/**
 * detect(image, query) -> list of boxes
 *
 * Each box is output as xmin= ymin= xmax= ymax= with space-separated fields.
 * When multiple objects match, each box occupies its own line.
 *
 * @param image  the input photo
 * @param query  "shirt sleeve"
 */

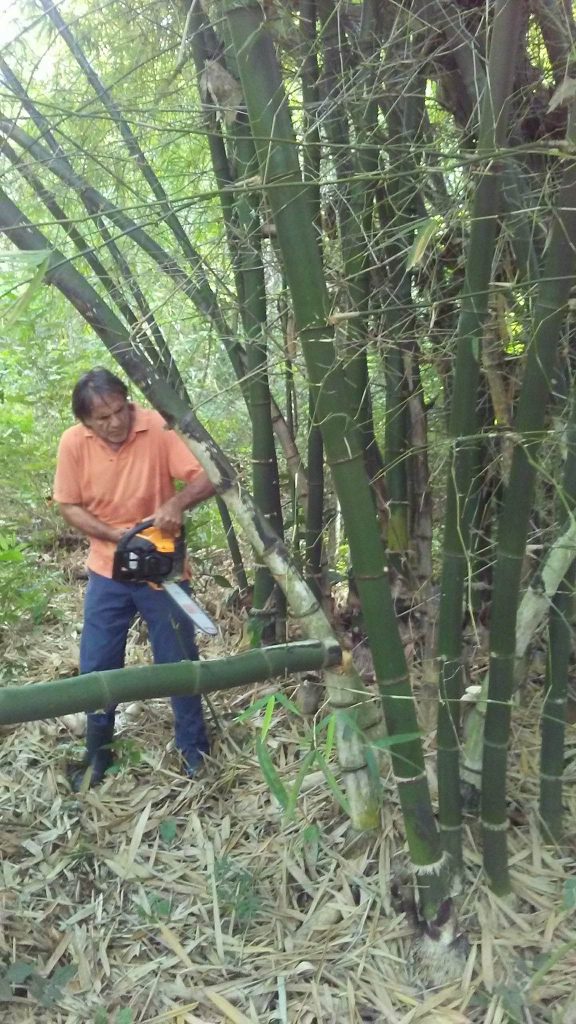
xmin=53 ymin=430 xmax=83 ymax=504
xmin=165 ymin=428 xmax=205 ymax=484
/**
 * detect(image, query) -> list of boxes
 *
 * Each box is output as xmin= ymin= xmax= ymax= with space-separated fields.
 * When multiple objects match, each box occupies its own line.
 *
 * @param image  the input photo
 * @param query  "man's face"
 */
xmin=83 ymin=392 xmax=132 ymax=445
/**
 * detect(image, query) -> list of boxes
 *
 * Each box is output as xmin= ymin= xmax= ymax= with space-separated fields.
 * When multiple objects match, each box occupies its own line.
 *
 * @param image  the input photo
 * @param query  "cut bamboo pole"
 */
xmin=0 ymin=642 xmax=342 ymax=726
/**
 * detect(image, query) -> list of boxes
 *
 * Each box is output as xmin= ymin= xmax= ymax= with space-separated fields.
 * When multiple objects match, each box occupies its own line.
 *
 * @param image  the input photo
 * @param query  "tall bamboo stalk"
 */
xmin=317 ymin=0 xmax=383 ymax=482
xmin=185 ymin=10 xmax=309 ymax=511
xmin=224 ymin=1 xmax=449 ymax=920
xmin=378 ymin=81 xmax=426 ymax=567
xmin=300 ymin=0 xmax=325 ymax=595
xmin=434 ymin=0 xmax=525 ymax=872
xmin=481 ymin=104 xmax=576 ymax=893
xmin=232 ymin=120 xmax=284 ymax=614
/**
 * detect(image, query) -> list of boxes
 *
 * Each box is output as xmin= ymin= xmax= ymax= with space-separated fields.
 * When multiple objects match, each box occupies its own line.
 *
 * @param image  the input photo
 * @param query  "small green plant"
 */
xmin=94 ymin=1008 xmax=134 ymax=1024
xmin=0 ymin=960 xmax=76 ymax=1008
xmin=159 ymin=818 xmax=178 ymax=845
xmin=133 ymin=891 xmax=172 ymax=922
xmin=238 ymin=692 xmax=421 ymax=822
xmin=214 ymin=855 xmax=260 ymax=925
xmin=107 ymin=737 xmax=143 ymax=773
xmin=0 ymin=531 xmax=52 ymax=629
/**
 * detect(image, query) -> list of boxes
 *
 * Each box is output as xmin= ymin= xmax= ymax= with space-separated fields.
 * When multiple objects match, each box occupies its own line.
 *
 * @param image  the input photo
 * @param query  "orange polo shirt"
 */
xmin=53 ymin=404 xmax=204 ymax=578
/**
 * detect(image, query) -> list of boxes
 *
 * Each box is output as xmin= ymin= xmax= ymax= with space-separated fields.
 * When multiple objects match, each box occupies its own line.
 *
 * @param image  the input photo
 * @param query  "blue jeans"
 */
xmin=80 ymin=572 xmax=208 ymax=767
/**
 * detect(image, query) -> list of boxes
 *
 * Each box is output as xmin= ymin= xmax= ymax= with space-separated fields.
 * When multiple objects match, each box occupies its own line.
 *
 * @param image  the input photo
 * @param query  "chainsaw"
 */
xmin=112 ymin=518 xmax=218 ymax=635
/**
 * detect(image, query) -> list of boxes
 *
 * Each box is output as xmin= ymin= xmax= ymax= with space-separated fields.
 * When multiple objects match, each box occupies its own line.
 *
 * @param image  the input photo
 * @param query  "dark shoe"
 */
xmin=67 ymin=716 xmax=115 ymax=791
xmin=181 ymin=747 xmax=208 ymax=778
xmin=170 ymin=695 xmax=209 ymax=777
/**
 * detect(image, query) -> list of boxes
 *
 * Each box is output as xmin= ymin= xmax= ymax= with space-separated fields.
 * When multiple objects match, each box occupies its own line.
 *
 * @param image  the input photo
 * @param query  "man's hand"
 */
xmin=153 ymin=496 xmax=184 ymax=535
xmin=153 ymin=473 xmax=215 ymax=534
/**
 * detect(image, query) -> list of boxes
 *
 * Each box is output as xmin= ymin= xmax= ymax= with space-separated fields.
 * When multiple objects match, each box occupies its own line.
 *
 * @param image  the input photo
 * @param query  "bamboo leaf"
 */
xmin=363 ymin=741 xmax=381 ymax=787
xmin=275 ymin=692 xmax=302 ymax=717
xmin=234 ymin=694 xmax=276 ymax=722
xmin=284 ymin=748 xmax=317 ymax=820
xmin=256 ymin=738 xmax=289 ymax=809
xmin=548 ymin=77 xmax=576 ymax=112
xmin=0 ymin=249 xmax=51 ymax=269
xmin=406 ymin=217 xmax=442 ymax=270
xmin=261 ymin=694 xmax=276 ymax=740
xmin=315 ymin=752 xmax=351 ymax=816
xmin=563 ymin=878 xmax=576 ymax=910
xmin=368 ymin=732 xmax=421 ymax=749
xmin=212 ymin=574 xmax=233 ymax=588
xmin=159 ymin=818 xmax=178 ymax=845
xmin=115 ymin=1010 xmax=134 ymax=1024
xmin=5 ymin=962 xmax=34 ymax=983
xmin=3 ymin=254 xmax=50 ymax=329
xmin=324 ymin=714 xmax=336 ymax=759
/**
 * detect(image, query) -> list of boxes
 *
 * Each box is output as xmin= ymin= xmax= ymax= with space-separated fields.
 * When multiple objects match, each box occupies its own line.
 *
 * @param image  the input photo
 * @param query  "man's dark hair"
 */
xmin=72 ymin=367 xmax=129 ymax=421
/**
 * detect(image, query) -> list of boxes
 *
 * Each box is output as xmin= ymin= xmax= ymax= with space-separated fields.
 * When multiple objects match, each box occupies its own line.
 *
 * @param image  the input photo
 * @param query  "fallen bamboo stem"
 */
xmin=0 ymin=640 xmax=342 ymax=726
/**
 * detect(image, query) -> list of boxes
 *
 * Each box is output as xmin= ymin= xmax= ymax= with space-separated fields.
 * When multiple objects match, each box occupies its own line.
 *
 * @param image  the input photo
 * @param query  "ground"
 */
xmin=1 ymin=548 xmax=576 ymax=1023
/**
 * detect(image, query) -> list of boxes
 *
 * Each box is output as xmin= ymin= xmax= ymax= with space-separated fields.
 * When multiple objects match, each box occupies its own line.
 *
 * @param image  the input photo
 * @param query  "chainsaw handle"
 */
xmin=118 ymin=518 xmax=156 ymax=544
xmin=118 ymin=518 xmax=183 ymax=545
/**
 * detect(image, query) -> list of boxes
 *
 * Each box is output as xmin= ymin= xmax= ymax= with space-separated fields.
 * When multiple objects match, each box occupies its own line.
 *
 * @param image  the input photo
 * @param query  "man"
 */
xmin=54 ymin=367 xmax=215 ymax=788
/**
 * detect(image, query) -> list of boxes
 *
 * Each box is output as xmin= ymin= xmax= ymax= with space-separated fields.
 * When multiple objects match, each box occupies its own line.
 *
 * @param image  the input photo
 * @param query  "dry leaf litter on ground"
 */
xmin=1 ymin=546 xmax=576 ymax=1023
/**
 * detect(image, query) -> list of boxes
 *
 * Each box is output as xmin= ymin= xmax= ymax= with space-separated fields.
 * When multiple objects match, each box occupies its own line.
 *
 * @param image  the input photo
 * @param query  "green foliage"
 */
xmin=159 ymin=817 xmax=178 ymax=845
xmin=133 ymin=891 xmax=172 ymax=923
xmin=94 ymin=1009 xmax=134 ymax=1024
xmin=2 ymin=250 xmax=51 ymax=331
xmin=214 ymin=855 xmax=260 ymax=924
xmin=0 ymin=960 xmax=76 ymax=1008
xmin=564 ymin=878 xmax=576 ymax=910
xmin=107 ymin=737 xmax=143 ymax=773
xmin=0 ymin=531 xmax=54 ymax=630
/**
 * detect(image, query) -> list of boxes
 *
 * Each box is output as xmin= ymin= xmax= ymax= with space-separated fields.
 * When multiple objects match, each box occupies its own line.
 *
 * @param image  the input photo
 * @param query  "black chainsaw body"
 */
xmin=112 ymin=518 xmax=185 ymax=583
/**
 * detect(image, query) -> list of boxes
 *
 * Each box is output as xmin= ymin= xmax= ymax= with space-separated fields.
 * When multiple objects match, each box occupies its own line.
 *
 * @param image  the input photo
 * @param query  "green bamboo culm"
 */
xmin=232 ymin=119 xmax=284 ymax=614
xmin=539 ymin=394 xmax=576 ymax=842
xmin=378 ymin=84 xmax=425 ymax=564
xmin=0 ymin=641 xmax=342 ymax=726
xmin=482 ymin=103 xmax=576 ymax=893
xmin=317 ymin=0 xmax=381 ymax=471
xmin=306 ymin=389 xmax=325 ymax=594
xmin=434 ymin=0 xmax=525 ymax=872
xmin=300 ymin=0 xmax=325 ymax=595
xmin=224 ymin=0 xmax=448 ymax=918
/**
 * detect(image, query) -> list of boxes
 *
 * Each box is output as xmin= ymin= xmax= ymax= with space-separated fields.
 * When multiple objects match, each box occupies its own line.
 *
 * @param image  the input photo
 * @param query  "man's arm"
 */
xmin=153 ymin=472 xmax=216 ymax=534
xmin=58 ymin=503 xmax=124 ymax=544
